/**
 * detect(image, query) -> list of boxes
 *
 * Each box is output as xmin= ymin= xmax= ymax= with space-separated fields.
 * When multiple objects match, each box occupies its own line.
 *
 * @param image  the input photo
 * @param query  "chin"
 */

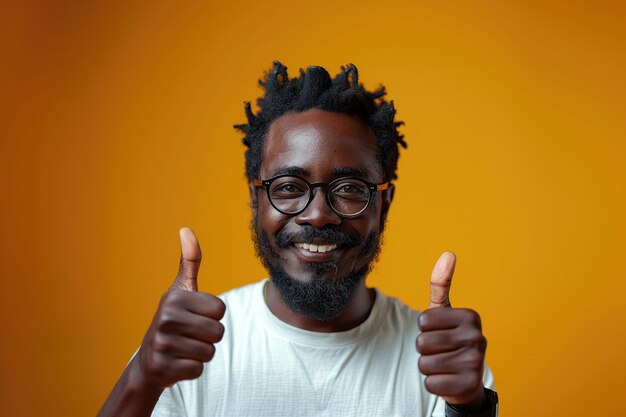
xmin=285 ymin=261 xmax=340 ymax=282
xmin=268 ymin=262 xmax=367 ymax=321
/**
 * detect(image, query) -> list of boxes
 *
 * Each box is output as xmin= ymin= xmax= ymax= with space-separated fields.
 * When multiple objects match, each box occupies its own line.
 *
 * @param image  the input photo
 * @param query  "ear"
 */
xmin=379 ymin=183 xmax=395 ymax=229
xmin=248 ymin=180 xmax=259 ymax=215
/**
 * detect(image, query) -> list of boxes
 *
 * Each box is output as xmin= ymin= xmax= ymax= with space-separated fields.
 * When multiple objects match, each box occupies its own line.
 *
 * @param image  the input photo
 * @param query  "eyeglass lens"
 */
xmin=268 ymin=176 xmax=371 ymax=216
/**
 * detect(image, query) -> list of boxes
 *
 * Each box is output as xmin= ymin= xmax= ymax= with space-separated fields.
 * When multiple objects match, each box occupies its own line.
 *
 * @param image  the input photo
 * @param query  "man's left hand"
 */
xmin=416 ymin=252 xmax=487 ymax=409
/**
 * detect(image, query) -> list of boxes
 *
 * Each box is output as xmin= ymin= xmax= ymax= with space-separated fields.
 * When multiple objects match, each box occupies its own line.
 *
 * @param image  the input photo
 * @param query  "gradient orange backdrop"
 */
xmin=1 ymin=1 xmax=625 ymax=416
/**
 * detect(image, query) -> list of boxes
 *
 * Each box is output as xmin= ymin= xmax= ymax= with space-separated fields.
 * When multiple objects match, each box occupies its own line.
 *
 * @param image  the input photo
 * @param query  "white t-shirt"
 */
xmin=152 ymin=279 xmax=495 ymax=417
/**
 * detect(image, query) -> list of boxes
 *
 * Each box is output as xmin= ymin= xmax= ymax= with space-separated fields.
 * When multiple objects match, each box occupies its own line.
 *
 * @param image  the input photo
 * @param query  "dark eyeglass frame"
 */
xmin=253 ymin=174 xmax=389 ymax=218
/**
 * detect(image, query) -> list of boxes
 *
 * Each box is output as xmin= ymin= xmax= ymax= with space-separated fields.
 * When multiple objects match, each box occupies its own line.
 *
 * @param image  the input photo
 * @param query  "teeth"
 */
xmin=294 ymin=243 xmax=338 ymax=253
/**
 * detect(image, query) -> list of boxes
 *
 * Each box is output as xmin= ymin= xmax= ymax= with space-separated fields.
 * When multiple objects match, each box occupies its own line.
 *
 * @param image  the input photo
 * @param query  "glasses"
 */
xmin=254 ymin=174 xmax=389 ymax=218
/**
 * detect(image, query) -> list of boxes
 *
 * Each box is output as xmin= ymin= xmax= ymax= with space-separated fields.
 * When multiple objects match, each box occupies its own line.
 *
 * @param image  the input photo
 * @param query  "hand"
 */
xmin=416 ymin=252 xmax=487 ymax=409
xmin=136 ymin=227 xmax=226 ymax=390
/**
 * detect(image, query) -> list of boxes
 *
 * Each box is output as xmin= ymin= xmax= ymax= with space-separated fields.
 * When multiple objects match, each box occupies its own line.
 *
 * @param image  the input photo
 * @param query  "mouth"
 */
xmin=290 ymin=240 xmax=343 ymax=263
xmin=293 ymin=242 xmax=338 ymax=253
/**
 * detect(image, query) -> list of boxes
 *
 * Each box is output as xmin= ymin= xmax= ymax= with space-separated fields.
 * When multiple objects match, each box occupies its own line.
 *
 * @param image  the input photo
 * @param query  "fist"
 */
xmin=136 ymin=227 xmax=226 ymax=389
xmin=416 ymin=252 xmax=487 ymax=407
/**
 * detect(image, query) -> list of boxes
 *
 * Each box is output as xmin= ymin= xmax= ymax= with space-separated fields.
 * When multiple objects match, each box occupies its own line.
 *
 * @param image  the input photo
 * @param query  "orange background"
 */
xmin=1 ymin=1 xmax=625 ymax=416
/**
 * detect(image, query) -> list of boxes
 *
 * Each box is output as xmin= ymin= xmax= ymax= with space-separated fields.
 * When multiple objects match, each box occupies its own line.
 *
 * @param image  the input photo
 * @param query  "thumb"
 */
xmin=428 ymin=252 xmax=455 ymax=309
xmin=172 ymin=227 xmax=202 ymax=292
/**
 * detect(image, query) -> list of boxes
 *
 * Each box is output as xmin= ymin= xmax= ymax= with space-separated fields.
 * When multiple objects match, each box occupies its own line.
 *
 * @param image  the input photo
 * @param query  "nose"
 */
xmin=294 ymin=187 xmax=341 ymax=228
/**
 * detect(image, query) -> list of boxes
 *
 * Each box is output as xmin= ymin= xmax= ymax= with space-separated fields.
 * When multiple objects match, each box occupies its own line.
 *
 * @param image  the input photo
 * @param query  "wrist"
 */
xmin=126 ymin=355 xmax=166 ymax=398
xmin=449 ymin=387 xmax=486 ymax=411
xmin=445 ymin=388 xmax=498 ymax=417
xmin=96 ymin=356 xmax=165 ymax=417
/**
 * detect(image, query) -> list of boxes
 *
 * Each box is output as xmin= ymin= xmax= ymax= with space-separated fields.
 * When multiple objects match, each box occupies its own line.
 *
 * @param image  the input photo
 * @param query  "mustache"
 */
xmin=274 ymin=226 xmax=365 ymax=249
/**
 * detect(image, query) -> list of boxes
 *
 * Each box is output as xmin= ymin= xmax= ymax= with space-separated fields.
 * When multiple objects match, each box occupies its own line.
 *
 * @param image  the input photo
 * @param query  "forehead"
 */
xmin=261 ymin=109 xmax=382 ymax=181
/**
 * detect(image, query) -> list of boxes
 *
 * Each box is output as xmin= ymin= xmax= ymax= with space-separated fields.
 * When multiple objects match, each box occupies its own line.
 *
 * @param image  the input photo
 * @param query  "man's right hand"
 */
xmin=98 ymin=227 xmax=226 ymax=417
xmin=136 ymin=227 xmax=226 ymax=389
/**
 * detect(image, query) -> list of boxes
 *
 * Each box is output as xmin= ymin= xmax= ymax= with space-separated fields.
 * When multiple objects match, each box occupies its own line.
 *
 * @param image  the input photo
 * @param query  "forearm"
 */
xmin=97 ymin=356 xmax=164 ymax=417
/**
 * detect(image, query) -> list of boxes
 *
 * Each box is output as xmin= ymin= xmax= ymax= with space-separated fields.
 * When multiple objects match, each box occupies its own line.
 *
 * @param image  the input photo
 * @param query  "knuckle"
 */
xmin=207 ymin=296 xmax=227 ymax=318
xmin=153 ymin=335 xmax=174 ymax=354
xmin=466 ymin=329 xmax=483 ymax=345
xmin=465 ymin=349 xmax=484 ymax=370
xmin=463 ymin=309 xmax=482 ymax=328
xmin=472 ymin=333 xmax=487 ymax=352
xmin=157 ymin=312 xmax=178 ymax=332
xmin=145 ymin=355 xmax=167 ymax=379
xmin=165 ymin=289 xmax=187 ymax=306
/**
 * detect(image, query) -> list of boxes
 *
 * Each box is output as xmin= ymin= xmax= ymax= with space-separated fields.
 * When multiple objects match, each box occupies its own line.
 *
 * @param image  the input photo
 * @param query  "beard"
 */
xmin=251 ymin=216 xmax=384 ymax=321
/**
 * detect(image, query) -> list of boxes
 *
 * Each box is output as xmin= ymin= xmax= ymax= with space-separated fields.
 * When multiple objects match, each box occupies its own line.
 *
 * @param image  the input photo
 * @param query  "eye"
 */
xmin=275 ymin=183 xmax=301 ymax=193
xmin=332 ymin=181 xmax=369 ymax=200
xmin=337 ymin=184 xmax=359 ymax=193
xmin=270 ymin=179 xmax=308 ymax=199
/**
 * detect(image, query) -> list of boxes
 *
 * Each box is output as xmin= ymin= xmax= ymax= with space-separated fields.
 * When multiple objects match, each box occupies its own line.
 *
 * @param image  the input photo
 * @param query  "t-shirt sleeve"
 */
xmin=430 ymin=362 xmax=496 ymax=417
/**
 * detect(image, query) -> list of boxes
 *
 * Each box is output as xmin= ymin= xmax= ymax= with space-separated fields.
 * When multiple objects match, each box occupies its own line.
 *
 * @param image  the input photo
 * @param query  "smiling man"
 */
xmin=99 ymin=62 xmax=498 ymax=417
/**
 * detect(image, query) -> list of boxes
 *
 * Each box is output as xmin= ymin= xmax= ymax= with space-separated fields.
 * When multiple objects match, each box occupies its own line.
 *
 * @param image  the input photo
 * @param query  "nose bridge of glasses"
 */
xmin=306 ymin=182 xmax=333 ymax=211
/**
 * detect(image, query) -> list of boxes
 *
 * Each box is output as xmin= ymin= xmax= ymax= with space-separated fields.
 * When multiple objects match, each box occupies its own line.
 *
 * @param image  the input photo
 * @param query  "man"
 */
xmin=99 ymin=62 xmax=498 ymax=417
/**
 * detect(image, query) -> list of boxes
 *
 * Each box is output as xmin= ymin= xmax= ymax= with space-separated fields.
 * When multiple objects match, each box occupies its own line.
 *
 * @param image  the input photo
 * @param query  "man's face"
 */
xmin=251 ymin=109 xmax=392 ymax=320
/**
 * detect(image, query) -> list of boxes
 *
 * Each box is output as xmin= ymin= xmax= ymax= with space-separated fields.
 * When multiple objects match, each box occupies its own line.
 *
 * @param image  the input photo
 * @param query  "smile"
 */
xmin=294 ymin=242 xmax=338 ymax=253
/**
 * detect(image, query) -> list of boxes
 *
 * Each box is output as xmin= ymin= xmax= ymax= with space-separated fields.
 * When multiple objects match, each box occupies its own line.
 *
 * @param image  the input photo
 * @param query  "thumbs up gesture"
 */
xmin=416 ymin=252 xmax=487 ymax=410
xmin=135 ymin=227 xmax=226 ymax=389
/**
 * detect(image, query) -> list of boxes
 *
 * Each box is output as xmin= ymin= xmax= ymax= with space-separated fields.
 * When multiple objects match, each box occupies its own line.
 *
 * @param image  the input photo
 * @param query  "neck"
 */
xmin=264 ymin=279 xmax=376 ymax=332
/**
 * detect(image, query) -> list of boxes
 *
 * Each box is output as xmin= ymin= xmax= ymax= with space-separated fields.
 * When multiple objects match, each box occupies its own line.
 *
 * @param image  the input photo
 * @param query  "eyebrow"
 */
xmin=270 ymin=165 xmax=369 ymax=180
xmin=331 ymin=167 xmax=367 ymax=179
xmin=271 ymin=166 xmax=309 ymax=177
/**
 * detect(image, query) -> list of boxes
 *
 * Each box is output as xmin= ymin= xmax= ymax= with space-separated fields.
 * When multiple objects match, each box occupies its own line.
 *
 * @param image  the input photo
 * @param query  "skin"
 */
xmin=98 ymin=109 xmax=488 ymax=416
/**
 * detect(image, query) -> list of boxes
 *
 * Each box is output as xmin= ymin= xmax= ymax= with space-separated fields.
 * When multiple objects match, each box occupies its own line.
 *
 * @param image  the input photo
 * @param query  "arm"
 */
xmin=97 ymin=355 xmax=164 ymax=417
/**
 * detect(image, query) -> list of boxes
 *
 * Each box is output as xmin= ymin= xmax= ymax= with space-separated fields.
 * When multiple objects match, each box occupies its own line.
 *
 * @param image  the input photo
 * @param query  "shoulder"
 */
xmin=375 ymin=289 xmax=421 ymax=319
xmin=372 ymin=289 xmax=421 ymax=335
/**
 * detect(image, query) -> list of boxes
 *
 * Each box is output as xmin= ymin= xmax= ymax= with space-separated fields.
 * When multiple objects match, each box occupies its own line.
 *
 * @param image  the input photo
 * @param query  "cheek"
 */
xmin=258 ymin=201 xmax=290 ymax=235
xmin=360 ymin=206 xmax=384 ymax=234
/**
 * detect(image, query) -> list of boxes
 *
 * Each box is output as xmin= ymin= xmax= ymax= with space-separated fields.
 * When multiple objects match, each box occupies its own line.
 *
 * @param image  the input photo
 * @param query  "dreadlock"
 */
xmin=234 ymin=61 xmax=407 ymax=183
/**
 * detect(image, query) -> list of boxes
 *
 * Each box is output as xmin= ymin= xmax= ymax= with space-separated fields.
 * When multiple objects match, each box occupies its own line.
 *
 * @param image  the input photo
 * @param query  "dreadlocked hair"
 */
xmin=234 ymin=61 xmax=407 ymax=183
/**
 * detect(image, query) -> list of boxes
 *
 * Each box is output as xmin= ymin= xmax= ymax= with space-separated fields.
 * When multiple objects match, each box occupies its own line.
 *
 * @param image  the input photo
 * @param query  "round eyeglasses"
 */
xmin=254 ymin=174 xmax=389 ymax=218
